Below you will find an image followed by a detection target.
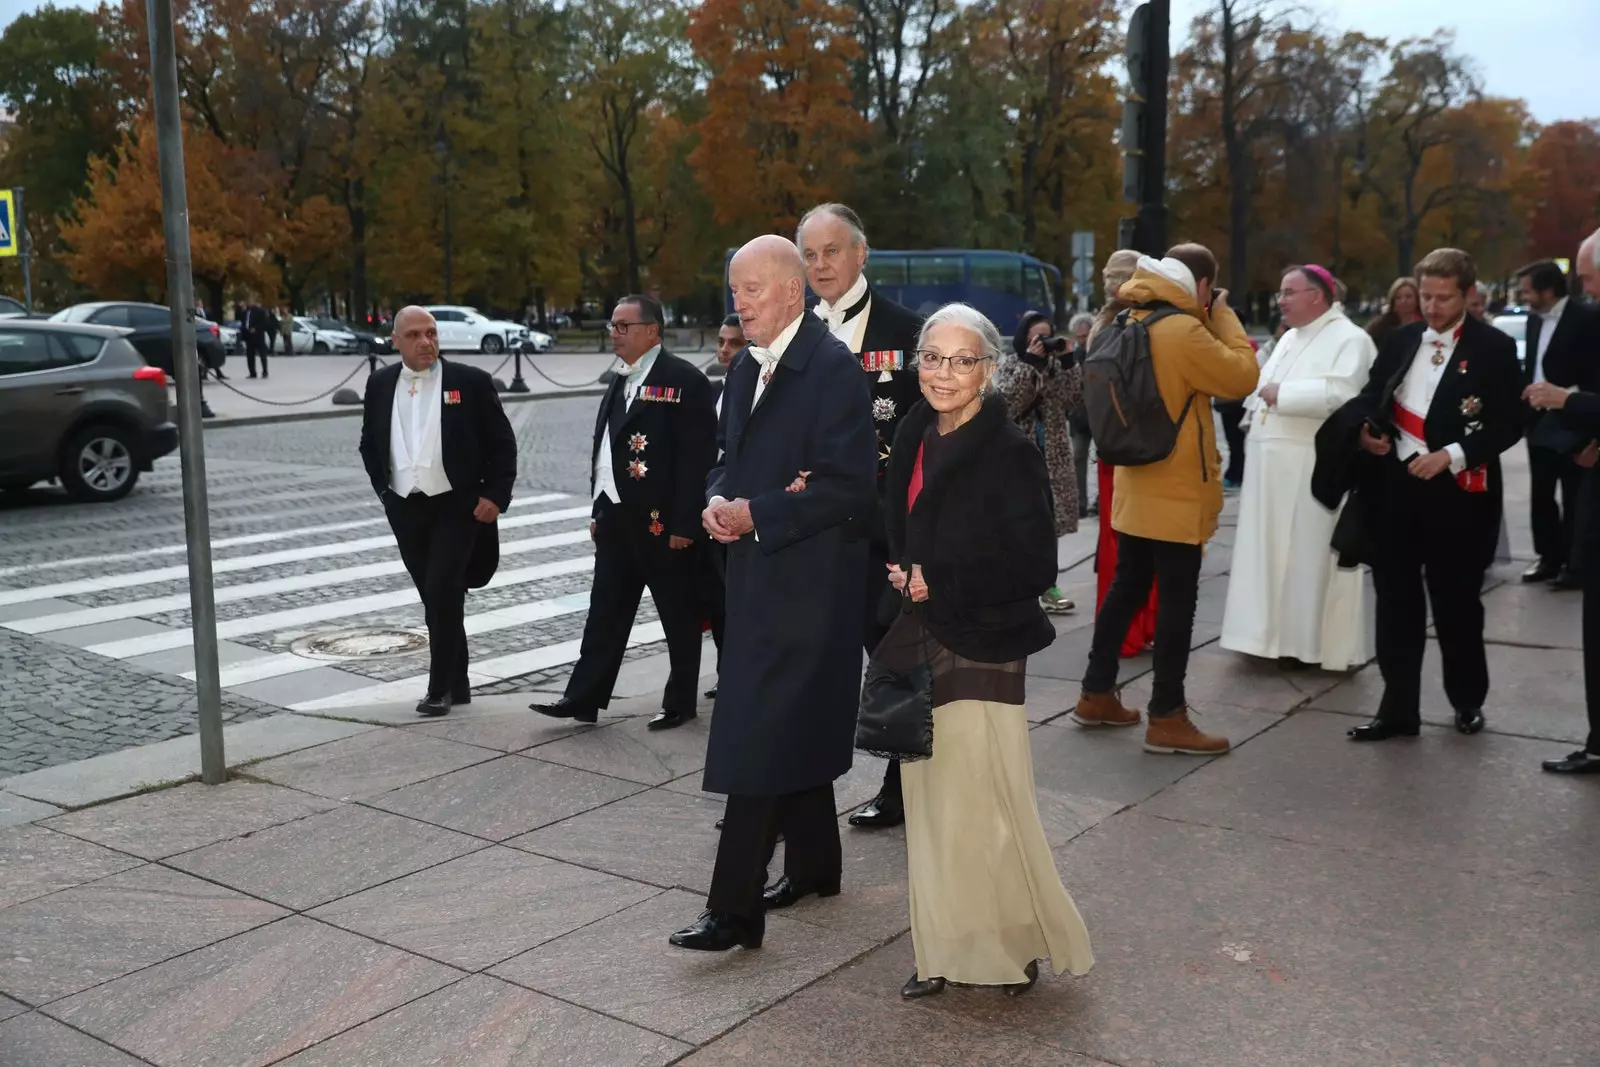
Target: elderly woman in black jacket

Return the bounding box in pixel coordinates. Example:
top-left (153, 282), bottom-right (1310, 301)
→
top-left (879, 302), bottom-right (1094, 1001)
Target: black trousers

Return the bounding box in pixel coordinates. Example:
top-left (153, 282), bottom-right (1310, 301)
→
top-left (1216, 401), bottom-right (1246, 483)
top-left (245, 335), bottom-right (268, 377)
top-left (384, 489), bottom-right (479, 699)
top-left (1528, 442), bottom-right (1585, 569)
top-left (707, 785), bottom-right (840, 919)
top-left (1084, 533), bottom-right (1203, 716)
top-left (565, 499), bottom-right (703, 714)
top-left (1371, 464), bottom-right (1494, 727)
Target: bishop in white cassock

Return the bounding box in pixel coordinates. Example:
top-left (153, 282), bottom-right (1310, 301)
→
top-left (1221, 266), bottom-right (1377, 670)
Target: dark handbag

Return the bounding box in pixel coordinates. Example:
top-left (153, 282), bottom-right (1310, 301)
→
top-left (855, 601), bottom-right (934, 762)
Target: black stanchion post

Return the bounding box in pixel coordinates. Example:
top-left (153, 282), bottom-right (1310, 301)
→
top-left (509, 343), bottom-right (530, 393)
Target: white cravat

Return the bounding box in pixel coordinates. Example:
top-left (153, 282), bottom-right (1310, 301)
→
top-left (748, 312), bottom-right (804, 412)
top-left (1394, 318), bottom-right (1466, 471)
top-left (814, 273), bottom-right (871, 347)
top-left (594, 346), bottom-right (661, 505)
top-left (390, 364), bottom-right (450, 497)
top-left (1533, 298), bottom-right (1567, 384)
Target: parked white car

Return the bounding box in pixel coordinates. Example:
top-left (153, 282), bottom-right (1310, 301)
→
top-left (282, 319), bottom-right (357, 354)
top-left (524, 329), bottom-right (554, 352)
top-left (424, 305), bottom-right (529, 354)
top-left (1491, 314), bottom-right (1526, 370)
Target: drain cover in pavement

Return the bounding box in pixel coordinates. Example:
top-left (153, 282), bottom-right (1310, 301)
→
top-left (290, 627), bottom-right (429, 661)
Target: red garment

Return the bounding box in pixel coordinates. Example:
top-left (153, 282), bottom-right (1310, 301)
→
top-left (907, 442), bottom-right (925, 513)
top-left (1095, 460), bottom-right (1157, 657)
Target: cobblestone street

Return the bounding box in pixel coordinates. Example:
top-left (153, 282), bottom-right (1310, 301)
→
top-left (0, 396), bottom-right (663, 775)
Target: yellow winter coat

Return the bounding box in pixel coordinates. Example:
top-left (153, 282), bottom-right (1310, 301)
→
top-left (1110, 265), bottom-right (1260, 546)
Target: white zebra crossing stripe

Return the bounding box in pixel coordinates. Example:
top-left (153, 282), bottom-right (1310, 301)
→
top-left (81, 555), bottom-right (600, 660)
top-left (288, 620), bottom-right (667, 711)
top-left (0, 503), bottom-right (593, 606)
top-left (0, 492), bottom-right (569, 581)
top-left (5, 527), bottom-right (594, 636)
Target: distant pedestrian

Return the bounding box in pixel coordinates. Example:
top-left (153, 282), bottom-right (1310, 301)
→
top-left (1073, 244), bottom-right (1259, 755)
top-left (1066, 311), bottom-right (1096, 516)
top-left (357, 306), bottom-right (517, 717)
top-left (1365, 277), bottom-right (1422, 348)
top-left (243, 303), bottom-right (269, 379)
top-left (1467, 282), bottom-right (1491, 321)
top-left (264, 307), bottom-right (281, 355)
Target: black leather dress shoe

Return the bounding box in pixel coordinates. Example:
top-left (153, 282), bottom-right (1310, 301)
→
top-left (1455, 707), bottom-right (1486, 735)
top-left (704, 685), bottom-right (718, 699)
top-left (1003, 960), bottom-right (1040, 997)
top-left (847, 794), bottom-right (904, 828)
top-left (1347, 718), bottom-right (1421, 741)
top-left (415, 694), bottom-right (451, 718)
top-left (529, 697), bottom-right (598, 724)
top-left (668, 910), bottom-right (763, 951)
top-left (450, 685), bottom-right (472, 706)
top-left (762, 874), bottom-right (841, 909)
top-left (1542, 749), bottom-right (1600, 774)
top-left (648, 709), bottom-right (697, 731)
top-left (1523, 559), bottom-right (1560, 583)
top-left (1549, 567), bottom-right (1582, 590)
top-left (901, 973), bottom-right (946, 999)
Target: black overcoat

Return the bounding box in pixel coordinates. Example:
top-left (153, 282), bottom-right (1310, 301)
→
top-left (702, 312), bottom-right (877, 797)
top-left (358, 359), bottom-right (517, 588)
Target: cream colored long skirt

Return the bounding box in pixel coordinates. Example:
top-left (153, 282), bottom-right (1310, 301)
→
top-left (902, 699), bottom-right (1095, 985)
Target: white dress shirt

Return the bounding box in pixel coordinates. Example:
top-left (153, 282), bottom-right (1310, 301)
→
top-left (593, 345), bottom-right (661, 505)
top-left (1393, 318), bottom-right (1466, 472)
top-left (813, 273), bottom-right (871, 356)
top-left (390, 363), bottom-right (452, 497)
top-left (1532, 297), bottom-right (1568, 384)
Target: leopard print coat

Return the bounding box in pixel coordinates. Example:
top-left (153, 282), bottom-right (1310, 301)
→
top-left (995, 356), bottom-right (1082, 536)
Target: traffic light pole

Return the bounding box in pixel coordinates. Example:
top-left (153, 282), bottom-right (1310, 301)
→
top-left (1134, 0), bottom-right (1170, 256)
top-left (147, 0), bottom-right (226, 784)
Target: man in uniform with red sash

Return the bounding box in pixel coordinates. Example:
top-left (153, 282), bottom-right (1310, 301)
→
top-left (1345, 248), bottom-right (1524, 741)
top-left (796, 202), bottom-right (924, 834)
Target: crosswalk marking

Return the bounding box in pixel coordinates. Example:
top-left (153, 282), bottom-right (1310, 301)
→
top-left (0, 492), bottom-right (568, 580)
top-left (5, 527), bottom-right (594, 635)
top-left (82, 555), bottom-right (600, 660)
top-left (0, 504), bottom-right (592, 605)
top-left (289, 620), bottom-right (667, 711)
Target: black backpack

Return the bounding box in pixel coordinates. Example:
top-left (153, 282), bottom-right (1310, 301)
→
top-left (1081, 301), bottom-right (1193, 466)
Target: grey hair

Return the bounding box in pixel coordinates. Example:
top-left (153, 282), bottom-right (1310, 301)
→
top-left (917, 302), bottom-right (1004, 394)
top-left (1475, 281), bottom-right (1492, 299)
top-left (796, 203), bottom-right (868, 252)
top-left (1067, 311), bottom-right (1096, 334)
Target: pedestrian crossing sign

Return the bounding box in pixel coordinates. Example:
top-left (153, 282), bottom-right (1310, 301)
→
top-left (0, 190), bottom-right (16, 258)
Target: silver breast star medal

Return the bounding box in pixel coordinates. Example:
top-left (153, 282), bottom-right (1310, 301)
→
top-left (628, 433), bottom-right (647, 453)
top-left (626, 458), bottom-right (648, 480)
top-left (872, 396), bottom-right (896, 422)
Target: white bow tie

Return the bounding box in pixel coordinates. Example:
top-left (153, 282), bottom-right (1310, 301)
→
top-left (750, 347), bottom-right (779, 367)
top-left (402, 369), bottom-right (429, 381)
top-left (615, 359), bottom-right (649, 378)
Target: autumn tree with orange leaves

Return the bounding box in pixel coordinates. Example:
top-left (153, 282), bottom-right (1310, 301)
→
top-left (687, 0), bottom-right (868, 236)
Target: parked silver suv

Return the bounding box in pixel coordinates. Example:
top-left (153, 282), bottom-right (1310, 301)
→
top-left (0, 321), bottom-right (179, 502)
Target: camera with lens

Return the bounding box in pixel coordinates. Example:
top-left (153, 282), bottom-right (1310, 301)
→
top-left (1039, 335), bottom-right (1070, 356)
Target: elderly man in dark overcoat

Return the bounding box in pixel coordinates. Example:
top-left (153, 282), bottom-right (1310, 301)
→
top-left (668, 234), bottom-right (876, 952)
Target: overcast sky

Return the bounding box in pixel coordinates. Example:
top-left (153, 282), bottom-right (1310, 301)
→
top-left (2, 0), bottom-right (1593, 125)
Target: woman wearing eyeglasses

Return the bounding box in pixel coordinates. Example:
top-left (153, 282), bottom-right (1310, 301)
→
top-left (877, 302), bottom-right (1094, 1001)
top-left (1220, 265), bottom-right (1377, 671)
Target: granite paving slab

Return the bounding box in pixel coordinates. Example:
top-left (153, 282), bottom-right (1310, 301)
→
top-left (168, 804), bottom-right (484, 910)
top-left (309, 847), bottom-right (662, 971)
top-left (367, 753), bottom-right (644, 841)
top-left (408, 706), bottom-right (596, 752)
top-left (0, 792), bottom-right (61, 829)
top-left (1137, 710), bottom-right (1600, 885)
top-left (247, 728), bottom-right (495, 800)
top-left (44, 916), bottom-right (460, 1067)
top-left (1027, 705), bottom-right (1283, 809)
top-left (912, 811), bottom-right (1598, 1067)
top-left (1033, 787), bottom-right (1126, 853)
top-left (1481, 577), bottom-right (1583, 650)
top-left (0, 995), bottom-right (26, 1022)
top-left (507, 788), bottom-right (725, 892)
top-left (0, 865), bottom-right (286, 1005)
top-left (1307, 640), bottom-right (1587, 744)
top-left (491, 889), bottom-right (873, 1045)
top-left (1023, 673), bottom-right (1084, 724)
top-left (274, 974), bottom-right (690, 1066)
top-left (0, 1012), bottom-right (146, 1067)
top-left (680, 975), bottom-right (1115, 1067)
top-left (0, 825), bottom-right (142, 908)
top-left (43, 781), bottom-right (339, 860)
top-left (529, 712), bottom-right (711, 786)
top-left (1117, 644), bottom-right (1346, 712)
top-left (772, 820), bottom-right (910, 944)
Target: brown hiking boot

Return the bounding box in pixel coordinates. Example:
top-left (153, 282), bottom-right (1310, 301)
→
top-left (1071, 690), bottom-right (1141, 728)
top-left (1143, 708), bottom-right (1230, 755)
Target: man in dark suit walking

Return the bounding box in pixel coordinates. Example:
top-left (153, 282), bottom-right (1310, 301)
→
top-left (530, 296), bottom-right (717, 730)
top-left (358, 306), bottom-right (517, 717)
top-left (669, 235), bottom-right (876, 952)
top-left (1518, 260), bottom-right (1600, 589)
top-left (796, 202), bottom-right (924, 831)
top-left (1343, 248), bottom-right (1524, 742)
top-left (243, 303), bottom-right (269, 379)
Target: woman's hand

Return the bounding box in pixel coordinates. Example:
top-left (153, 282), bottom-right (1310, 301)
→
top-left (887, 562), bottom-right (908, 594)
top-left (908, 564), bottom-right (929, 603)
